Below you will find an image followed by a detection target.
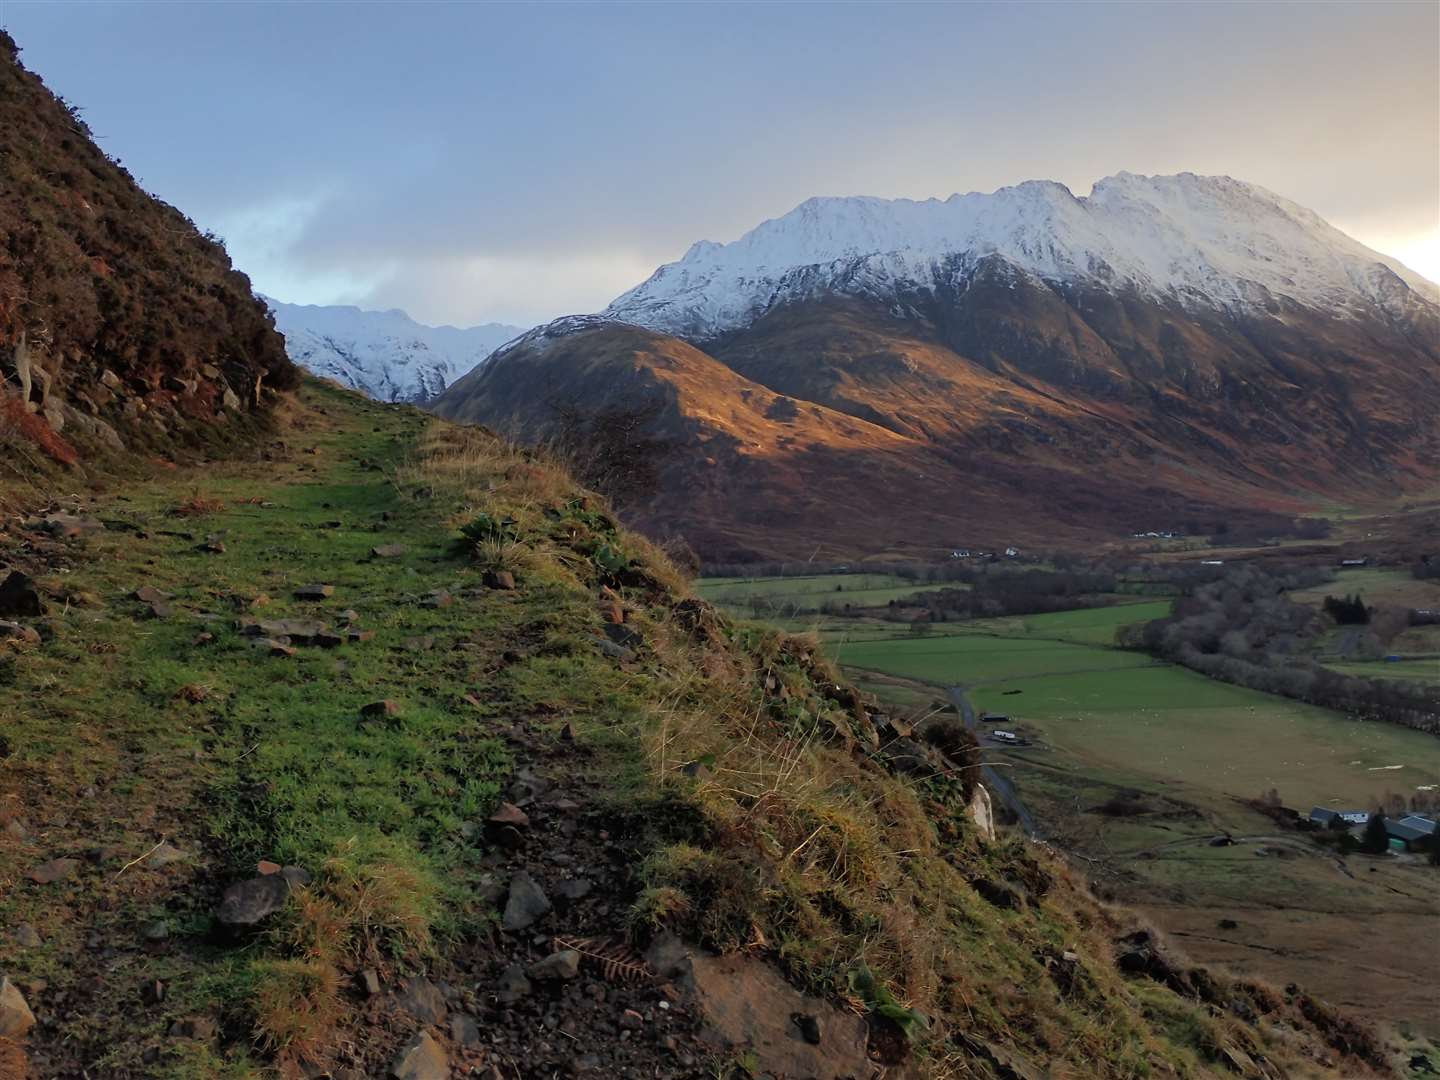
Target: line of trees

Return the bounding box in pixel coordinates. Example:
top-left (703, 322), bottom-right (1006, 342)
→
top-left (1119, 566), bottom-right (1440, 736)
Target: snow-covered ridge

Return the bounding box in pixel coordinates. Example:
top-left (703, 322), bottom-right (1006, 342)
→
top-left (605, 172), bottom-right (1439, 338)
top-left (266, 299), bottom-right (524, 403)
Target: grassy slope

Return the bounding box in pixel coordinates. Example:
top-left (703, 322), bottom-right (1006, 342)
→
top-left (770, 585), bottom-right (1440, 1049)
top-left (0, 382), bottom-right (1398, 1078)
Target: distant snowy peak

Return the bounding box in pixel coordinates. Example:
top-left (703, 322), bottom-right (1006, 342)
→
top-left (606, 172), bottom-right (1439, 338)
top-left (266, 299), bottom-right (524, 403)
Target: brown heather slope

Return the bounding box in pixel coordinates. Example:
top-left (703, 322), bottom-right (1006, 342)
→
top-left (433, 269), bottom-right (1440, 560)
top-left (0, 31), bottom-right (296, 502)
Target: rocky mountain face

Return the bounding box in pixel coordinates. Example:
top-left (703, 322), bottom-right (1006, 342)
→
top-left (0, 32), bottom-right (296, 483)
top-left (267, 299), bottom-right (522, 404)
top-left (433, 174), bottom-right (1440, 560)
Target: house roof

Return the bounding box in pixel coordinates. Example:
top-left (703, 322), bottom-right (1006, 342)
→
top-left (1397, 815), bottom-right (1436, 835)
top-left (1384, 820), bottom-right (1431, 842)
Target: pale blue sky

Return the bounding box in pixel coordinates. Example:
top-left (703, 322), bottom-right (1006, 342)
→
top-left (5, 1), bottom-right (1437, 326)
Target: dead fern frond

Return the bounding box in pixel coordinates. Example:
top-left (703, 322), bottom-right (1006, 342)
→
top-left (552, 934), bottom-right (653, 985)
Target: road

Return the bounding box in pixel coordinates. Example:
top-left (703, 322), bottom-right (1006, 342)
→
top-left (948, 685), bottom-right (1042, 837)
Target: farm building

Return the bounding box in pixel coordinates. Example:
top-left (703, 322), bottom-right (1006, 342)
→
top-left (1383, 818), bottom-right (1433, 852)
top-left (1308, 807), bottom-right (1371, 828)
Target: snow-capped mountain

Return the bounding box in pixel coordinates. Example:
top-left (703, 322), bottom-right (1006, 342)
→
top-left (434, 172), bottom-right (1440, 559)
top-left (606, 172), bottom-right (1438, 339)
top-left (266, 299), bottom-right (524, 404)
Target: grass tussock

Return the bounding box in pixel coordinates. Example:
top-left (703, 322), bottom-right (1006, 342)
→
top-left (250, 847), bottom-right (436, 1064)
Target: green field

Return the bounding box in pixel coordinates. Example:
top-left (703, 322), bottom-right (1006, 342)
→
top-left (1008, 601), bottom-right (1173, 645)
top-left (971, 668), bottom-right (1440, 808)
top-left (696, 572), bottom-right (955, 612)
top-left (836, 632), bottom-right (1156, 685)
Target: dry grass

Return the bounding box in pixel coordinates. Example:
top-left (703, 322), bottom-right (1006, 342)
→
top-left (250, 958), bottom-right (342, 1059)
top-left (171, 489), bottom-right (226, 517)
top-left (249, 848), bottom-right (436, 1067)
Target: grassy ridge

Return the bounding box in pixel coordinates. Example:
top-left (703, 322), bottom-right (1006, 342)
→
top-left (0, 384), bottom-right (1404, 1077)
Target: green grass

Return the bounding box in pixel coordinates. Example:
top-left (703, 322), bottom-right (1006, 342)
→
top-left (1013, 601), bottom-right (1173, 645)
top-left (695, 571), bottom-right (956, 613)
top-left (973, 673), bottom-right (1440, 808)
top-left (836, 633), bottom-right (1155, 686)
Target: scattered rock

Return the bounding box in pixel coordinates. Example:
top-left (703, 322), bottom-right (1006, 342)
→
top-left (501, 871), bottom-right (551, 931)
top-left (0, 571), bottom-right (44, 617)
top-left (240, 618), bottom-right (327, 644)
top-left (141, 920), bottom-right (170, 944)
top-left (294, 584), bottom-right (335, 600)
top-left (389, 1030), bottom-right (448, 1080)
top-left (597, 638), bottom-right (634, 662)
top-left (651, 940), bottom-right (872, 1079)
top-left (450, 1013), bottom-right (482, 1047)
top-left (371, 544), bottom-right (407, 559)
top-left (792, 1013), bottom-right (821, 1045)
top-left (395, 976), bottom-right (447, 1024)
top-left (421, 589), bottom-right (453, 609)
top-left (347, 628), bottom-right (376, 643)
top-left (483, 570), bottom-right (516, 590)
top-left (257, 860), bottom-right (282, 875)
top-left (146, 600), bottom-right (175, 619)
top-left (27, 857), bottom-right (80, 884)
top-left (619, 1008), bottom-right (644, 1030)
top-left (0, 976), bottom-right (36, 1038)
top-left (603, 622), bottom-right (643, 649)
top-left (402, 635), bottom-right (436, 653)
top-left (139, 979), bottom-right (166, 1005)
top-left (216, 873), bottom-right (293, 927)
top-left (495, 963), bottom-right (531, 1004)
top-left (14, 925), bottom-right (41, 948)
top-left (193, 631), bottom-right (215, 646)
top-left (132, 585), bottom-right (173, 604)
top-left (552, 878), bottom-right (593, 901)
top-left (488, 802), bottom-right (530, 829)
top-left (199, 539), bottom-right (226, 554)
top-left (42, 512), bottom-right (105, 538)
top-left (314, 630), bottom-right (345, 648)
top-left (258, 638), bottom-right (296, 658)
top-left (528, 950), bottom-right (581, 981)
top-left (361, 700), bottom-right (401, 720)
top-left (359, 969), bottom-right (381, 996)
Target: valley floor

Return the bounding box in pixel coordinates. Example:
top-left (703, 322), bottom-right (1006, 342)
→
top-left (694, 586), bottom-right (1440, 1057)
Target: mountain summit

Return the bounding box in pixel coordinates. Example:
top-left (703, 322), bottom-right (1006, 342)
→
top-left (266, 299), bottom-right (523, 404)
top-left (606, 173), bottom-right (1437, 339)
top-left (433, 174), bottom-right (1440, 559)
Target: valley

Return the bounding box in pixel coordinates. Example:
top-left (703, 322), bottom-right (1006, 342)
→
top-left (696, 558), bottom-right (1440, 1054)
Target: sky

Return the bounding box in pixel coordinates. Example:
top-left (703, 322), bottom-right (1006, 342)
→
top-left (4, 0), bottom-right (1437, 329)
